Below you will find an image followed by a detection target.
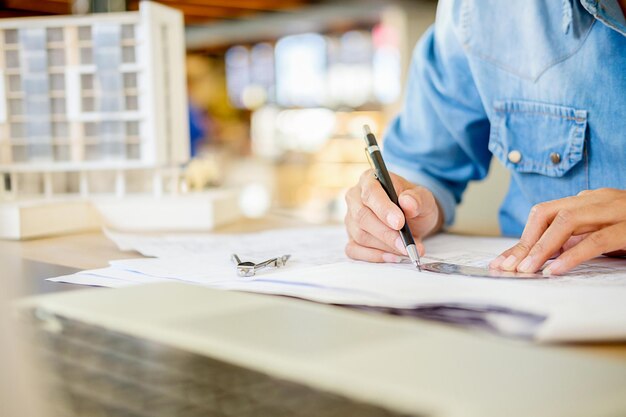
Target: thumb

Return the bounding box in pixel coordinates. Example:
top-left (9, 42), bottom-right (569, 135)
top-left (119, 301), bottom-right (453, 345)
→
top-left (398, 187), bottom-right (432, 219)
top-left (398, 186), bottom-right (440, 238)
top-left (398, 186), bottom-right (442, 238)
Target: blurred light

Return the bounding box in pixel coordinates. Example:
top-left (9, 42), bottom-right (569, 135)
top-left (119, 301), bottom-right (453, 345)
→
top-left (239, 183), bottom-right (271, 218)
top-left (250, 43), bottom-right (275, 101)
top-left (372, 24), bottom-right (401, 104)
top-left (340, 31), bottom-right (372, 64)
top-left (241, 84), bottom-right (267, 110)
top-left (373, 46), bottom-right (401, 104)
top-left (347, 115), bottom-right (379, 139)
top-left (275, 33), bottom-right (327, 107)
top-left (251, 105), bottom-right (281, 158)
top-left (327, 30), bottom-right (373, 107)
top-left (275, 108), bottom-right (336, 152)
top-left (328, 64), bottom-right (372, 108)
top-left (225, 46), bottom-right (250, 108)
top-left (372, 23), bottom-right (399, 48)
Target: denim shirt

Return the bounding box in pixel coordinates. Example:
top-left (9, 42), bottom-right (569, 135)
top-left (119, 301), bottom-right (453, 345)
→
top-left (383, 0), bottom-right (626, 237)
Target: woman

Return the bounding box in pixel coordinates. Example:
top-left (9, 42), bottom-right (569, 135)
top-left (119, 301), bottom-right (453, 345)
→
top-left (344, 0), bottom-right (626, 275)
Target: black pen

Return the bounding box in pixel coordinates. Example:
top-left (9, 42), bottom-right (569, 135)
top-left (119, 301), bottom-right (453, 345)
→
top-left (362, 125), bottom-right (422, 270)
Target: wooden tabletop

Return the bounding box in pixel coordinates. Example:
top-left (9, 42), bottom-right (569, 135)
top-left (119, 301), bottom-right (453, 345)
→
top-left (2, 216), bottom-right (626, 362)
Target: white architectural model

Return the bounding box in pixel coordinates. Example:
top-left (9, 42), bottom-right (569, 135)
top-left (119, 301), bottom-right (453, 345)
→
top-left (0, 3), bottom-right (237, 238)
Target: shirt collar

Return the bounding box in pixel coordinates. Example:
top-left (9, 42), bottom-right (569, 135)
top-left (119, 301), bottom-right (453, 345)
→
top-left (579, 0), bottom-right (626, 36)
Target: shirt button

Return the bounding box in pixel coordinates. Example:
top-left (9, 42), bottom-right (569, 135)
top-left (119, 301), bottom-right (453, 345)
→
top-left (508, 150), bottom-right (522, 164)
top-left (550, 152), bottom-right (561, 164)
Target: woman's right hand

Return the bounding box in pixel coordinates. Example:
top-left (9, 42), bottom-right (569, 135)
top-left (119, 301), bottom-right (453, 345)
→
top-left (344, 169), bottom-right (444, 263)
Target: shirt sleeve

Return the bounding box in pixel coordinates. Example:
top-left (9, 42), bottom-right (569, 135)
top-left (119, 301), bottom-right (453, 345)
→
top-left (383, 0), bottom-right (491, 227)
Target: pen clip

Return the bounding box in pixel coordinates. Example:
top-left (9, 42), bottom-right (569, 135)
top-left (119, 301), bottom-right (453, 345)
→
top-left (363, 148), bottom-right (378, 179)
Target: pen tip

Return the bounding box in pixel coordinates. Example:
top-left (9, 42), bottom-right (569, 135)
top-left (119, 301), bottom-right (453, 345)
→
top-left (363, 125), bottom-right (371, 135)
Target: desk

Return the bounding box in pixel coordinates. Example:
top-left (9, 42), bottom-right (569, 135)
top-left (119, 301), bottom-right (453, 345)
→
top-left (2, 216), bottom-right (626, 362)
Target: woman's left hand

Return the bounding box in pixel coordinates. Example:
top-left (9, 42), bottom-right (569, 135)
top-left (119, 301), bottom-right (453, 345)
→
top-left (490, 188), bottom-right (626, 276)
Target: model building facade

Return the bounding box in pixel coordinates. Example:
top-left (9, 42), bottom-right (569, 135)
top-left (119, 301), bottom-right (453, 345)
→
top-left (0, 2), bottom-right (189, 197)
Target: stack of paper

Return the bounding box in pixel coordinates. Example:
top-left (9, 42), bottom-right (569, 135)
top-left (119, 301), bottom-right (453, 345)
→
top-left (49, 227), bottom-right (626, 342)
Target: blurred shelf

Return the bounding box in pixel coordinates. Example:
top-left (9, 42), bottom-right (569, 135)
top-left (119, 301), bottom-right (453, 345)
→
top-left (0, 0), bottom-right (320, 25)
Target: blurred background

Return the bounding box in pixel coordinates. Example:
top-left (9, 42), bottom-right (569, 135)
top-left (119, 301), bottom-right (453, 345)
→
top-left (1, 0), bottom-right (509, 235)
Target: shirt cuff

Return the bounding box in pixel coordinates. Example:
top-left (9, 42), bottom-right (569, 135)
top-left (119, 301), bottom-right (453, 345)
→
top-left (384, 162), bottom-right (457, 227)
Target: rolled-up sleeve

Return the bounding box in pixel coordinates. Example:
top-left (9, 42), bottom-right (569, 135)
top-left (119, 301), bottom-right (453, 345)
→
top-left (383, 0), bottom-right (491, 227)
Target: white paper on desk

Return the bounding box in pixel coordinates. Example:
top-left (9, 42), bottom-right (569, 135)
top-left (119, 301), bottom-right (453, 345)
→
top-left (104, 226), bottom-right (352, 287)
top-left (108, 255), bottom-right (322, 284)
top-left (106, 256), bottom-right (403, 305)
top-left (102, 230), bottom-right (512, 290)
top-left (48, 267), bottom-right (175, 288)
top-left (110, 256), bottom-right (240, 283)
top-left (53, 229), bottom-right (626, 342)
top-left (48, 273), bottom-right (140, 288)
top-left (104, 226), bottom-right (517, 283)
top-left (107, 230), bottom-right (626, 289)
top-left (215, 260), bottom-right (626, 341)
top-left (104, 226), bottom-right (349, 266)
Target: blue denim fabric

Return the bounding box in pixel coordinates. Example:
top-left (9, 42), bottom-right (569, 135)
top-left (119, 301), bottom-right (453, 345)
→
top-left (383, 0), bottom-right (626, 237)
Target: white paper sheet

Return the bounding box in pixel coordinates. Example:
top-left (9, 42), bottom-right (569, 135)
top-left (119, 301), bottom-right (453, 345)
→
top-left (104, 226), bottom-right (349, 265)
top-left (48, 274), bottom-right (140, 288)
top-left (109, 228), bottom-right (626, 288)
top-left (241, 261), bottom-right (626, 342)
top-left (50, 227), bottom-right (626, 342)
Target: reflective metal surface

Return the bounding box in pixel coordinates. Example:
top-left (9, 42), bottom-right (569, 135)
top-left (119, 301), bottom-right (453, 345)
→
top-left (423, 262), bottom-right (549, 279)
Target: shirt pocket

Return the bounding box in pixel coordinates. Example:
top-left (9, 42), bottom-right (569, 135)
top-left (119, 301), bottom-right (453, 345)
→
top-left (458, 0), bottom-right (595, 81)
top-left (489, 100), bottom-right (588, 203)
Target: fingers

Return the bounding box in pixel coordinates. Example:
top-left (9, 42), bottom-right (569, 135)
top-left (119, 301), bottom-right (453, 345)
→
top-left (491, 201), bottom-right (557, 270)
top-left (516, 206), bottom-right (599, 272)
top-left (345, 170), bottom-right (435, 264)
top-left (491, 188), bottom-right (626, 273)
top-left (543, 221), bottom-right (626, 275)
top-left (489, 249), bottom-right (513, 270)
top-left (562, 234), bottom-right (587, 252)
top-left (398, 186), bottom-right (437, 219)
top-left (345, 186), bottom-right (406, 255)
top-left (344, 240), bottom-right (425, 263)
top-left (397, 186), bottom-right (441, 237)
top-left (345, 215), bottom-right (402, 255)
top-left (344, 199), bottom-right (427, 259)
top-left (345, 240), bottom-right (404, 263)
top-left (494, 197), bottom-right (598, 272)
top-left (359, 170), bottom-right (405, 230)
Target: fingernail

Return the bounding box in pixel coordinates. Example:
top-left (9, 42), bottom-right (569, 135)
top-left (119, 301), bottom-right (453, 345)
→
top-left (501, 255), bottom-right (517, 270)
top-left (399, 194), bottom-right (417, 212)
top-left (387, 213), bottom-right (401, 229)
top-left (543, 260), bottom-right (562, 276)
top-left (382, 253), bottom-right (402, 263)
top-left (395, 237), bottom-right (407, 255)
top-left (489, 255), bottom-right (506, 269)
top-left (517, 256), bottom-right (534, 273)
